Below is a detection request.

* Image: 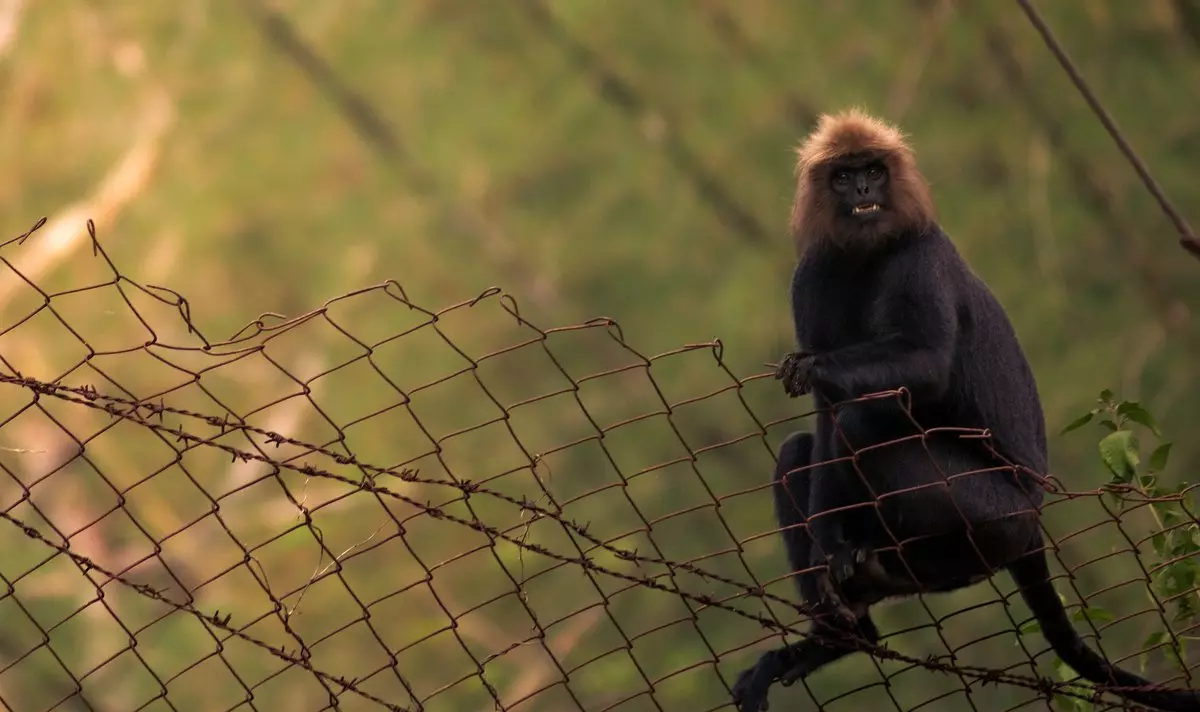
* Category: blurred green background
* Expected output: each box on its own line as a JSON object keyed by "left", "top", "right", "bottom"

{"left": 0, "top": 1, "right": 1196, "bottom": 710}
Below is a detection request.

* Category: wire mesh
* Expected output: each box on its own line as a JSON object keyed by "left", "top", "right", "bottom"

{"left": 0, "top": 220, "right": 1194, "bottom": 712}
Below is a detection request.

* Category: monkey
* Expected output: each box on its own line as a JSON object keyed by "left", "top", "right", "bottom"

{"left": 730, "top": 109, "right": 1200, "bottom": 712}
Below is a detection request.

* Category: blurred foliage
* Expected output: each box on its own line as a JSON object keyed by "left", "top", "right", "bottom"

{"left": 0, "top": 1, "right": 1197, "bottom": 710}
{"left": 1031, "top": 393, "right": 1197, "bottom": 712}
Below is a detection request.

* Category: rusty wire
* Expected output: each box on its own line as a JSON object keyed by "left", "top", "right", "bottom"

{"left": 0, "top": 219, "right": 1193, "bottom": 712}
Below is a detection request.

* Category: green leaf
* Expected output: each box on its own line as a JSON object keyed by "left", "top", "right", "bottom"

{"left": 1099, "top": 430, "right": 1139, "bottom": 483}
{"left": 1047, "top": 659, "right": 1094, "bottom": 712}
{"left": 1166, "top": 638, "right": 1186, "bottom": 671}
{"left": 1149, "top": 442, "right": 1173, "bottom": 473}
{"left": 1017, "top": 618, "right": 1042, "bottom": 636}
{"left": 1060, "top": 411, "right": 1095, "bottom": 435}
{"left": 1098, "top": 419, "right": 1118, "bottom": 432}
{"left": 1182, "top": 527, "right": 1200, "bottom": 554}
{"left": 1098, "top": 389, "right": 1114, "bottom": 403}
{"left": 1173, "top": 560, "right": 1197, "bottom": 590}
{"left": 1151, "top": 531, "right": 1167, "bottom": 556}
{"left": 1117, "top": 401, "right": 1162, "bottom": 437}
{"left": 1174, "top": 598, "right": 1198, "bottom": 624}
{"left": 1051, "top": 657, "right": 1076, "bottom": 681}
{"left": 1160, "top": 506, "right": 1180, "bottom": 528}
{"left": 1071, "top": 606, "right": 1114, "bottom": 625}
{"left": 1141, "top": 630, "right": 1167, "bottom": 671}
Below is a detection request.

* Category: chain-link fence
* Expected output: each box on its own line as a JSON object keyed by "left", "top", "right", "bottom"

{"left": 0, "top": 221, "right": 1193, "bottom": 712}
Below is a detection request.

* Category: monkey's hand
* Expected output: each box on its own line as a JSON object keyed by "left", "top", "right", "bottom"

{"left": 774, "top": 351, "right": 816, "bottom": 397}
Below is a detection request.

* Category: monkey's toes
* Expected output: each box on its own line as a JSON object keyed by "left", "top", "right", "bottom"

{"left": 779, "top": 664, "right": 806, "bottom": 687}
{"left": 814, "top": 570, "right": 857, "bottom": 624}
{"left": 826, "top": 550, "right": 859, "bottom": 585}
{"left": 731, "top": 653, "right": 783, "bottom": 712}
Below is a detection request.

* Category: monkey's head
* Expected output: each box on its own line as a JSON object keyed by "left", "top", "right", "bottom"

{"left": 790, "top": 108, "right": 935, "bottom": 253}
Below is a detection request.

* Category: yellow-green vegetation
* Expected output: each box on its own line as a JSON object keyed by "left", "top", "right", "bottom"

{"left": 0, "top": 2, "right": 1196, "bottom": 710}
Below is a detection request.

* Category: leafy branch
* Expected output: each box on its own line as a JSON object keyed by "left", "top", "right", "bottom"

{"left": 1020, "top": 390, "right": 1196, "bottom": 711}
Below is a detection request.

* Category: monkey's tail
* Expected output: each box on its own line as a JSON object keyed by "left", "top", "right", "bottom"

{"left": 1009, "top": 550, "right": 1200, "bottom": 712}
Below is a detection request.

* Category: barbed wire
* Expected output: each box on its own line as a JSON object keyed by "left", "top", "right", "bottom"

{"left": 0, "top": 219, "right": 1193, "bottom": 711}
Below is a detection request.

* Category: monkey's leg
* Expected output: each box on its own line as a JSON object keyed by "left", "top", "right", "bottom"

{"left": 773, "top": 432, "right": 859, "bottom": 613}
{"left": 805, "top": 439, "right": 868, "bottom": 593}
{"left": 732, "top": 432, "right": 878, "bottom": 712}
{"left": 866, "top": 441, "right": 1044, "bottom": 580}
{"left": 772, "top": 432, "right": 819, "bottom": 600}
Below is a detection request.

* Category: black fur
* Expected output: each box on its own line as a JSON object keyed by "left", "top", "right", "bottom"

{"left": 731, "top": 226, "right": 1200, "bottom": 711}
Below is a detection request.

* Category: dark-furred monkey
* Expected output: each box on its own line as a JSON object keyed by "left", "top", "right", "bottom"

{"left": 732, "top": 109, "right": 1200, "bottom": 712}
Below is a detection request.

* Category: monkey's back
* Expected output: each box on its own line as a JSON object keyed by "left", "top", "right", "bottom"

{"left": 940, "top": 229, "right": 1050, "bottom": 477}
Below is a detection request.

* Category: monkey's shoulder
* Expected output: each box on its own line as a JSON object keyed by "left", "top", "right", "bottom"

{"left": 791, "top": 227, "right": 965, "bottom": 315}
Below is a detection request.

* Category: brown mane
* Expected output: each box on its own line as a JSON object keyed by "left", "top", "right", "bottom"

{"left": 789, "top": 108, "right": 935, "bottom": 253}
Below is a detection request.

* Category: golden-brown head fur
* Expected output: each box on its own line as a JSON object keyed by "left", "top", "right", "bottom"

{"left": 790, "top": 108, "right": 935, "bottom": 253}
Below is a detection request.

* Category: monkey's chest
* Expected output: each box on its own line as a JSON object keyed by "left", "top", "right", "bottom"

{"left": 790, "top": 257, "right": 887, "bottom": 350}
{"left": 793, "top": 292, "right": 878, "bottom": 351}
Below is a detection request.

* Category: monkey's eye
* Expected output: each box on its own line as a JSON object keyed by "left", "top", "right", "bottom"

{"left": 867, "top": 167, "right": 883, "bottom": 179}
{"left": 833, "top": 171, "right": 850, "bottom": 184}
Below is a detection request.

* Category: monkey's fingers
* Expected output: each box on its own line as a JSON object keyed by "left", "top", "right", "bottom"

{"left": 776, "top": 353, "right": 817, "bottom": 397}
{"left": 783, "top": 369, "right": 813, "bottom": 398}
{"left": 775, "top": 356, "right": 803, "bottom": 396}
{"left": 773, "top": 353, "right": 797, "bottom": 381}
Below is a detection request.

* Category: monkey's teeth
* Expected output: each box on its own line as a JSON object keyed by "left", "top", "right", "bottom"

{"left": 853, "top": 204, "right": 881, "bottom": 214}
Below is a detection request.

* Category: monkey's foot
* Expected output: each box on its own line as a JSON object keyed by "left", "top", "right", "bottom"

{"left": 774, "top": 352, "right": 815, "bottom": 398}
{"left": 731, "top": 647, "right": 793, "bottom": 712}
{"left": 814, "top": 574, "right": 857, "bottom": 622}
{"left": 732, "top": 640, "right": 837, "bottom": 712}
{"left": 825, "top": 547, "right": 868, "bottom": 584}
{"left": 813, "top": 548, "right": 868, "bottom": 620}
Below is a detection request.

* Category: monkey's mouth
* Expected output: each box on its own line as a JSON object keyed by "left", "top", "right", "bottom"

{"left": 852, "top": 204, "right": 881, "bottom": 215}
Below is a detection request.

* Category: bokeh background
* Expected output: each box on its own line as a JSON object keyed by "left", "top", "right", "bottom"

{"left": 0, "top": 1, "right": 1198, "bottom": 711}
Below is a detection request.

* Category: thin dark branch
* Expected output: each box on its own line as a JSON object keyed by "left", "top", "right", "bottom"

{"left": 516, "top": 0, "right": 774, "bottom": 248}
{"left": 239, "top": 0, "right": 439, "bottom": 195}
{"left": 1014, "top": 0, "right": 1200, "bottom": 259}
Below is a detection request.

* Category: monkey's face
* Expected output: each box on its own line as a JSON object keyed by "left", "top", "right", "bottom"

{"left": 828, "top": 155, "right": 890, "bottom": 222}
{"left": 791, "top": 112, "right": 935, "bottom": 250}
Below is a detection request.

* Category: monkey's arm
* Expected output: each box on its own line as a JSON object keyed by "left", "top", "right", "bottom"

{"left": 812, "top": 273, "right": 957, "bottom": 402}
